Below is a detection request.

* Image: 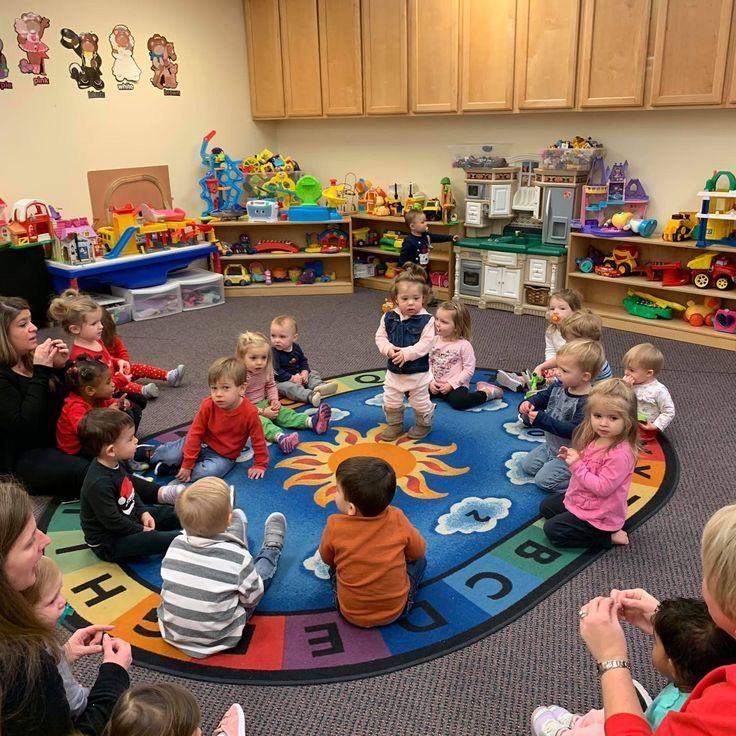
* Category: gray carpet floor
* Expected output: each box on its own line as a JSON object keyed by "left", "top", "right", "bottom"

{"left": 44, "top": 288, "right": 735, "bottom": 735}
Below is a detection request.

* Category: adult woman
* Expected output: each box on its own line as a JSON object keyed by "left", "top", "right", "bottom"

{"left": 0, "top": 480, "right": 131, "bottom": 735}
{"left": 579, "top": 504, "right": 736, "bottom": 734}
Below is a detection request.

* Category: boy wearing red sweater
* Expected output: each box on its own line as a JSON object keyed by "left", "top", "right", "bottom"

{"left": 150, "top": 357, "right": 268, "bottom": 483}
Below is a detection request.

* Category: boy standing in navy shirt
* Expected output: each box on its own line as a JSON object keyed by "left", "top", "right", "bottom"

{"left": 399, "top": 210, "right": 458, "bottom": 268}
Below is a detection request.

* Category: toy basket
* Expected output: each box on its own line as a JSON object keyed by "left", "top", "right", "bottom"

{"left": 449, "top": 143, "right": 509, "bottom": 170}
{"left": 524, "top": 285, "right": 550, "bottom": 307}
{"left": 540, "top": 147, "right": 605, "bottom": 172}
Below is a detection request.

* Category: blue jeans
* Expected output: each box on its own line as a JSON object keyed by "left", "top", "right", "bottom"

{"left": 229, "top": 509, "right": 281, "bottom": 591}
{"left": 521, "top": 443, "right": 571, "bottom": 492}
{"left": 151, "top": 436, "right": 235, "bottom": 480}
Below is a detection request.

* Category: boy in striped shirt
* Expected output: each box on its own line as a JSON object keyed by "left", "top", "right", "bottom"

{"left": 157, "top": 477, "right": 287, "bottom": 658}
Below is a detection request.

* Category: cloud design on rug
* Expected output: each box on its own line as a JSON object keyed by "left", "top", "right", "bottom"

{"left": 304, "top": 406, "right": 350, "bottom": 422}
{"left": 505, "top": 451, "right": 535, "bottom": 485}
{"left": 303, "top": 549, "right": 330, "bottom": 580}
{"left": 503, "top": 420, "right": 545, "bottom": 443}
{"left": 435, "top": 496, "right": 512, "bottom": 535}
{"left": 467, "top": 398, "right": 508, "bottom": 413}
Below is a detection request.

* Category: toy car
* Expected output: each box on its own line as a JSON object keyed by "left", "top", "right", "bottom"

{"left": 687, "top": 253, "right": 736, "bottom": 291}
{"left": 577, "top": 246, "right": 605, "bottom": 273}
{"left": 223, "top": 264, "right": 251, "bottom": 286}
{"left": 601, "top": 244, "right": 641, "bottom": 276}
{"left": 594, "top": 264, "right": 622, "bottom": 278}
{"left": 423, "top": 198, "right": 442, "bottom": 221}
{"left": 352, "top": 227, "right": 379, "bottom": 248}
{"left": 662, "top": 212, "right": 697, "bottom": 242}
{"left": 683, "top": 297, "right": 721, "bottom": 327}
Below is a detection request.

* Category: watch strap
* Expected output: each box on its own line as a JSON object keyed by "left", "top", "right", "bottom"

{"left": 597, "top": 659, "right": 630, "bottom": 676}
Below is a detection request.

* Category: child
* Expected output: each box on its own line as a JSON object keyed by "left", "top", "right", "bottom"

{"left": 319, "top": 457, "right": 426, "bottom": 628}
{"left": 520, "top": 339, "right": 604, "bottom": 492}
{"left": 399, "top": 209, "right": 458, "bottom": 269}
{"left": 430, "top": 299, "right": 502, "bottom": 410}
{"left": 104, "top": 683, "right": 246, "bottom": 736}
{"left": 375, "top": 263, "right": 435, "bottom": 440}
{"left": 270, "top": 314, "right": 337, "bottom": 407}
{"left": 78, "top": 409, "right": 183, "bottom": 562}
{"left": 100, "top": 307, "right": 185, "bottom": 391}
{"left": 532, "top": 598, "right": 736, "bottom": 735}
{"left": 559, "top": 310, "right": 613, "bottom": 382}
{"left": 236, "top": 331, "right": 331, "bottom": 455}
{"left": 56, "top": 355, "right": 133, "bottom": 455}
{"left": 622, "top": 342, "right": 675, "bottom": 432}
{"left": 539, "top": 378, "right": 638, "bottom": 549}
{"left": 48, "top": 289, "right": 158, "bottom": 399}
{"left": 150, "top": 357, "right": 269, "bottom": 482}
{"left": 158, "top": 477, "right": 287, "bottom": 658}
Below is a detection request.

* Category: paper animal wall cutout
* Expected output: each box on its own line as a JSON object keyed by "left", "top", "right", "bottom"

{"left": 60, "top": 28, "right": 104, "bottom": 91}
{"left": 109, "top": 24, "right": 141, "bottom": 84}
{"left": 147, "top": 34, "right": 178, "bottom": 90}
{"left": 15, "top": 11, "right": 50, "bottom": 75}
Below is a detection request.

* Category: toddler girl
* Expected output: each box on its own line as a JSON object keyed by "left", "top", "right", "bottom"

{"left": 56, "top": 354, "right": 133, "bottom": 456}
{"left": 622, "top": 342, "right": 675, "bottom": 434}
{"left": 236, "top": 331, "right": 331, "bottom": 455}
{"left": 375, "top": 263, "right": 435, "bottom": 440}
{"left": 540, "top": 378, "right": 638, "bottom": 549}
{"left": 430, "top": 299, "right": 502, "bottom": 410}
{"left": 100, "top": 308, "right": 185, "bottom": 394}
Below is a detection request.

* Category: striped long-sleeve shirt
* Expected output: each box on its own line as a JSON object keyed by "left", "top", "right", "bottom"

{"left": 157, "top": 530, "right": 264, "bottom": 659}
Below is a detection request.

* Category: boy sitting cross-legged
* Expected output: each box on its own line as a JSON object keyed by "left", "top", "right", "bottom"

{"left": 158, "top": 477, "right": 287, "bottom": 658}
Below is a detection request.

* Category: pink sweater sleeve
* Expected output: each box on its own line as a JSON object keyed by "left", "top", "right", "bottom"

{"left": 265, "top": 374, "right": 278, "bottom": 403}
{"left": 570, "top": 444, "right": 635, "bottom": 498}
{"left": 401, "top": 316, "right": 436, "bottom": 362}
{"left": 375, "top": 315, "right": 393, "bottom": 357}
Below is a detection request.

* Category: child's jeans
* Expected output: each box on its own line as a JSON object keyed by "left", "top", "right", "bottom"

{"left": 276, "top": 370, "right": 325, "bottom": 403}
{"left": 151, "top": 437, "right": 234, "bottom": 480}
{"left": 257, "top": 399, "right": 309, "bottom": 443}
{"left": 521, "top": 443, "right": 571, "bottom": 492}
{"left": 92, "top": 506, "right": 181, "bottom": 562}
{"left": 229, "top": 509, "right": 282, "bottom": 591}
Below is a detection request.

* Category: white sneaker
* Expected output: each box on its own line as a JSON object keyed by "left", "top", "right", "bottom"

{"left": 142, "top": 383, "right": 159, "bottom": 399}
{"left": 166, "top": 364, "right": 185, "bottom": 387}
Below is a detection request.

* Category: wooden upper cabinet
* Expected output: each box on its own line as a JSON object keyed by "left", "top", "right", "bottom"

{"left": 279, "top": 0, "right": 322, "bottom": 116}
{"left": 244, "top": 0, "right": 285, "bottom": 118}
{"left": 409, "top": 0, "right": 460, "bottom": 113}
{"left": 318, "top": 0, "right": 362, "bottom": 115}
{"left": 460, "top": 0, "right": 516, "bottom": 111}
{"left": 578, "top": 0, "right": 651, "bottom": 107}
{"left": 515, "top": 0, "right": 581, "bottom": 109}
{"left": 650, "top": 0, "right": 734, "bottom": 105}
{"left": 362, "top": 0, "right": 408, "bottom": 115}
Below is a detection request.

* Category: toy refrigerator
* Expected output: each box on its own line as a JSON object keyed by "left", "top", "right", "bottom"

{"left": 541, "top": 186, "right": 583, "bottom": 246}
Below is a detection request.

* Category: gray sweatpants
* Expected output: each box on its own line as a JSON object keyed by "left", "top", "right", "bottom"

{"left": 276, "top": 370, "right": 324, "bottom": 403}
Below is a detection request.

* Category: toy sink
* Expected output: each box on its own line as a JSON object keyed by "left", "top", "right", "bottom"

{"left": 458, "top": 229, "right": 566, "bottom": 256}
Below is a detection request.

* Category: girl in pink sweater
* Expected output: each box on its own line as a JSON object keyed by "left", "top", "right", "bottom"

{"left": 429, "top": 299, "right": 502, "bottom": 411}
{"left": 540, "top": 378, "right": 638, "bottom": 549}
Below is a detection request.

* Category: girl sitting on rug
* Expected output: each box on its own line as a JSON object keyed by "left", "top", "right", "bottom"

{"left": 430, "top": 298, "right": 502, "bottom": 410}
{"left": 539, "top": 378, "right": 638, "bottom": 549}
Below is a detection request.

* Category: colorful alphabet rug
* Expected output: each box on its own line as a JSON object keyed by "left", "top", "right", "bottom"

{"left": 45, "top": 369, "right": 678, "bottom": 685}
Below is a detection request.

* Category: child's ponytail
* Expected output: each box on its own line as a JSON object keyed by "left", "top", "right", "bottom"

{"left": 389, "top": 263, "right": 431, "bottom": 304}
{"left": 48, "top": 289, "right": 101, "bottom": 333}
{"left": 65, "top": 354, "right": 110, "bottom": 395}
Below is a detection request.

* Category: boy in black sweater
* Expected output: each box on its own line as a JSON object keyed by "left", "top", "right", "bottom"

{"left": 79, "top": 409, "right": 182, "bottom": 562}
{"left": 399, "top": 210, "right": 458, "bottom": 269}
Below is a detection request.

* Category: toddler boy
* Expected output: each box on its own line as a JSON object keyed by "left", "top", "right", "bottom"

{"left": 622, "top": 342, "right": 675, "bottom": 432}
{"left": 270, "top": 315, "right": 337, "bottom": 406}
{"left": 559, "top": 309, "right": 613, "bottom": 382}
{"left": 519, "top": 339, "right": 604, "bottom": 492}
{"left": 319, "top": 457, "right": 426, "bottom": 627}
{"left": 150, "top": 357, "right": 269, "bottom": 482}
{"left": 78, "top": 409, "right": 183, "bottom": 562}
{"left": 158, "top": 477, "right": 287, "bottom": 658}
{"left": 399, "top": 210, "right": 458, "bottom": 268}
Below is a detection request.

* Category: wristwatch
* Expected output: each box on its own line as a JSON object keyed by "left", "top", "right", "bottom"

{"left": 597, "top": 659, "right": 631, "bottom": 676}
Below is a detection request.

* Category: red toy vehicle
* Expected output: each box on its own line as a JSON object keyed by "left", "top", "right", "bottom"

{"left": 687, "top": 253, "right": 736, "bottom": 291}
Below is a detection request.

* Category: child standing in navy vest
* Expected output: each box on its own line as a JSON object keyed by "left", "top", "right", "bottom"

{"left": 375, "top": 264, "right": 435, "bottom": 440}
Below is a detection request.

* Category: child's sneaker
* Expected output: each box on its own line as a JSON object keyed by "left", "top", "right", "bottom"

{"left": 154, "top": 461, "right": 179, "bottom": 477}
{"left": 310, "top": 403, "right": 331, "bottom": 434}
{"left": 166, "top": 364, "right": 185, "bottom": 387}
{"left": 314, "top": 381, "right": 338, "bottom": 397}
{"left": 125, "top": 459, "right": 149, "bottom": 473}
{"left": 276, "top": 432, "right": 299, "bottom": 454}
{"left": 546, "top": 706, "right": 580, "bottom": 728}
{"left": 309, "top": 391, "right": 322, "bottom": 407}
{"left": 531, "top": 707, "right": 569, "bottom": 736}
{"left": 495, "top": 370, "right": 526, "bottom": 392}
{"left": 135, "top": 444, "right": 155, "bottom": 463}
{"left": 212, "top": 703, "right": 246, "bottom": 736}
{"left": 476, "top": 381, "right": 503, "bottom": 400}
{"left": 263, "top": 512, "right": 287, "bottom": 549}
{"left": 142, "top": 383, "right": 160, "bottom": 399}
{"left": 158, "top": 483, "right": 186, "bottom": 505}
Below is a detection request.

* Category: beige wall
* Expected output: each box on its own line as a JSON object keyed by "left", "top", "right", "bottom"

{"left": 0, "top": 0, "right": 275, "bottom": 218}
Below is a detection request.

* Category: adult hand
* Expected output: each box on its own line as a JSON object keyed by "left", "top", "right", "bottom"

{"left": 610, "top": 588, "right": 660, "bottom": 636}
{"left": 141, "top": 511, "right": 155, "bottom": 531}
{"left": 248, "top": 466, "right": 266, "bottom": 479}
{"left": 579, "top": 596, "right": 629, "bottom": 662}
{"left": 64, "top": 624, "right": 114, "bottom": 663}
{"left": 176, "top": 467, "right": 192, "bottom": 483}
{"left": 50, "top": 340, "right": 70, "bottom": 368}
{"left": 33, "top": 338, "right": 58, "bottom": 367}
{"left": 102, "top": 634, "right": 132, "bottom": 671}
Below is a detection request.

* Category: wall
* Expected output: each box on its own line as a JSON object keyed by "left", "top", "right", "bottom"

{"left": 275, "top": 109, "right": 736, "bottom": 225}
{"left": 0, "top": 0, "right": 275, "bottom": 219}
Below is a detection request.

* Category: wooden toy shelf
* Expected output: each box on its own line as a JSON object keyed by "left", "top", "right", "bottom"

{"left": 349, "top": 213, "right": 462, "bottom": 300}
{"left": 209, "top": 219, "right": 353, "bottom": 298}
{"left": 566, "top": 232, "right": 736, "bottom": 351}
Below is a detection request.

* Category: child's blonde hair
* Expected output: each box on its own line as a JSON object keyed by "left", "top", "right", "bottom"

{"left": 272, "top": 314, "right": 298, "bottom": 334}
{"left": 22, "top": 556, "right": 62, "bottom": 610}
{"left": 546, "top": 288, "right": 583, "bottom": 334}
{"left": 47, "top": 289, "right": 101, "bottom": 333}
{"left": 702, "top": 504, "right": 736, "bottom": 624}
{"left": 437, "top": 299, "right": 472, "bottom": 340}
{"left": 556, "top": 338, "right": 604, "bottom": 380}
{"left": 207, "top": 356, "right": 246, "bottom": 387}
{"left": 573, "top": 378, "right": 640, "bottom": 453}
{"left": 623, "top": 342, "right": 664, "bottom": 376}
{"left": 175, "top": 477, "right": 232, "bottom": 538}
{"left": 235, "top": 331, "right": 274, "bottom": 378}
{"left": 389, "top": 263, "right": 431, "bottom": 306}
{"left": 560, "top": 309, "right": 602, "bottom": 341}
{"left": 404, "top": 209, "right": 425, "bottom": 228}
{"left": 103, "top": 683, "right": 201, "bottom": 736}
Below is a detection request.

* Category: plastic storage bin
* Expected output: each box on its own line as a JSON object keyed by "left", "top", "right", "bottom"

{"left": 111, "top": 281, "right": 182, "bottom": 322}
{"left": 540, "top": 147, "right": 605, "bottom": 171}
{"left": 168, "top": 268, "right": 225, "bottom": 311}
{"left": 87, "top": 292, "right": 133, "bottom": 325}
{"left": 450, "top": 143, "right": 509, "bottom": 170}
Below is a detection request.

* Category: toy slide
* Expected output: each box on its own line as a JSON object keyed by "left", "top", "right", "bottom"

{"left": 103, "top": 226, "right": 139, "bottom": 260}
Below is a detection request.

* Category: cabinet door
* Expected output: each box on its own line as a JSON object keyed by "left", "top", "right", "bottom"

{"left": 500, "top": 268, "right": 522, "bottom": 300}
{"left": 483, "top": 266, "right": 503, "bottom": 297}
{"left": 578, "top": 0, "right": 651, "bottom": 107}
{"left": 650, "top": 0, "right": 733, "bottom": 106}
{"left": 279, "top": 0, "right": 322, "bottom": 116}
{"left": 490, "top": 184, "right": 513, "bottom": 216}
{"left": 362, "top": 0, "right": 408, "bottom": 115}
{"left": 244, "top": 0, "right": 285, "bottom": 118}
{"left": 460, "top": 0, "right": 516, "bottom": 111}
{"left": 318, "top": 0, "right": 362, "bottom": 115}
{"left": 515, "top": 0, "right": 581, "bottom": 109}
{"left": 409, "top": 0, "right": 460, "bottom": 113}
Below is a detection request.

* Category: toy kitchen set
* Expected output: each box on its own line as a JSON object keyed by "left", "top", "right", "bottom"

{"left": 453, "top": 142, "right": 603, "bottom": 315}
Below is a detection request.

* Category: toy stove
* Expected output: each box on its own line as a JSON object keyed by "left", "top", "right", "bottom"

{"left": 457, "top": 251, "right": 483, "bottom": 297}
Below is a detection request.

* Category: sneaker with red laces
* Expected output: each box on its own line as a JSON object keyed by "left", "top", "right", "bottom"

{"left": 212, "top": 703, "right": 245, "bottom": 736}
{"left": 311, "top": 403, "right": 331, "bottom": 434}
{"left": 277, "top": 432, "right": 299, "bottom": 454}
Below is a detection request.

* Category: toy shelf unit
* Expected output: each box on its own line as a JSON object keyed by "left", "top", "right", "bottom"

{"left": 566, "top": 232, "right": 736, "bottom": 351}
{"left": 349, "top": 213, "right": 462, "bottom": 300}
{"left": 696, "top": 170, "right": 736, "bottom": 247}
{"left": 209, "top": 219, "right": 353, "bottom": 297}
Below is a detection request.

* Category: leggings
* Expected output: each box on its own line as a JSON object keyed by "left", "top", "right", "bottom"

{"left": 434, "top": 386, "right": 488, "bottom": 411}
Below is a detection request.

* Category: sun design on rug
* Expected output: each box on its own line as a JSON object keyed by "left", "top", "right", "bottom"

{"left": 276, "top": 425, "right": 469, "bottom": 507}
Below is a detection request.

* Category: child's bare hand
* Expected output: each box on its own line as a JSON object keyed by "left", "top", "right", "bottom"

{"left": 289, "top": 375, "right": 302, "bottom": 384}
{"left": 248, "top": 466, "right": 266, "bottom": 479}
{"left": 391, "top": 350, "right": 407, "bottom": 367}
{"left": 452, "top": 235, "right": 459, "bottom": 242}
{"left": 622, "top": 374, "right": 635, "bottom": 386}
{"left": 141, "top": 511, "right": 155, "bottom": 531}
{"left": 300, "top": 370, "right": 309, "bottom": 384}
{"left": 429, "top": 380, "right": 441, "bottom": 394}
{"left": 527, "top": 409, "right": 538, "bottom": 423}
{"left": 438, "top": 381, "right": 452, "bottom": 394}
{"left": 533, "top": 363, "right": 545, "bottom": 377}
{"left": 270, "top": 399, "right": 281, "bottom": 411}
{"left": 176, "top": 467, "right": 192, "bottom": 482}
{"left": 640, "top": 421, "right": 657, "bottom": 432}
{"left": 262, "top": 406, "right": 278, "bottom": 419}
{"left": 558, "top": 446, "right": 579, "bottom": 466}
{"left": 117, "top": 359, "right": 131, "bottom": 375}
{"left": 519, "top": 400, "right": 533, "bottom": 414}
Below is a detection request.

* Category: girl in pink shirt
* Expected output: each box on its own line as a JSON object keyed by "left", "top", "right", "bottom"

{"left": 430, "top": 299, "right": 502, "bottom": 411}
{"left": 540, "top": 378, "right": 638, "bottom": 549}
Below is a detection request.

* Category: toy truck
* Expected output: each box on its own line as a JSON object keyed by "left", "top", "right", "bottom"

{"left": 687, "top": 253, "right": 736, "bottom": 291}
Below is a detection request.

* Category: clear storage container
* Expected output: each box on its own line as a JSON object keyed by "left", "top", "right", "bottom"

{"left": 111, "top": 281, "right": 182, "bottom": 322}
{"left": 167, "top": 268, "right": 225, "bottom": 311}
